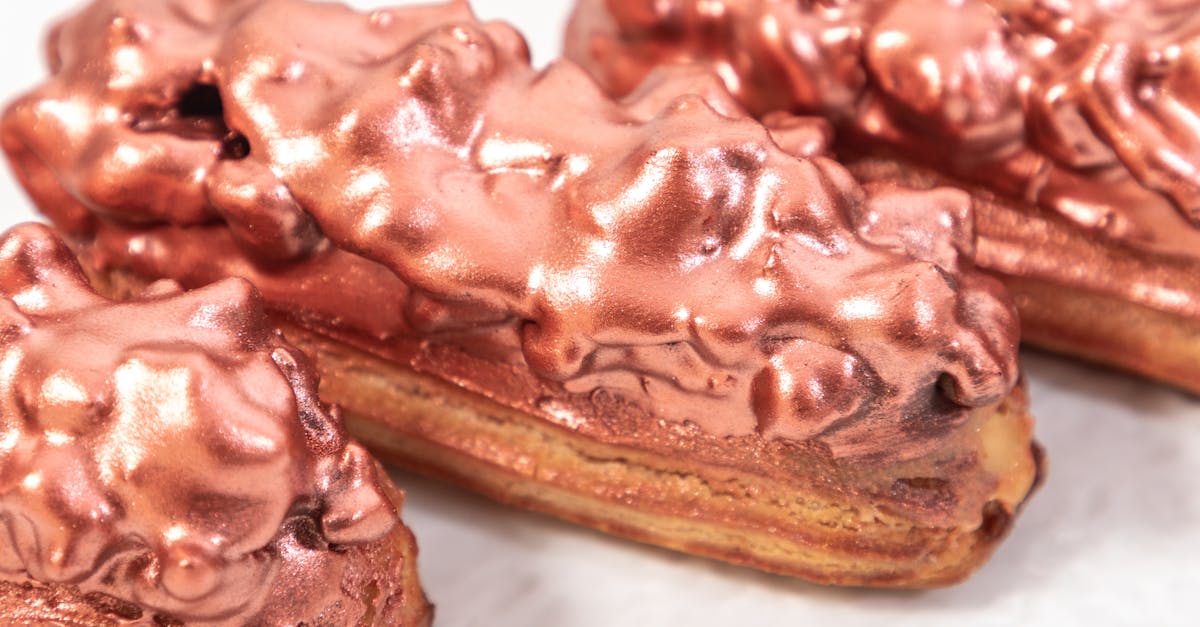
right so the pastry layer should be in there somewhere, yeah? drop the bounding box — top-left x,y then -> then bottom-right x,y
1007,277 -> 1200,392
270,320 -> 1039,587
92,263 -> 1041,587
847,155 -> 1200,393
2,0 -> 1041,586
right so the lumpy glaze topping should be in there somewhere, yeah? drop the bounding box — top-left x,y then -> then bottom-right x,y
0,223 -> 398,623
567,0 -> 1200,263
2,0 -> 1018,461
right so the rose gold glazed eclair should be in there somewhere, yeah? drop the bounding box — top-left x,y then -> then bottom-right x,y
567,0 -> 1200,392
0,223 -> 431,626
2,0 -> 1040,586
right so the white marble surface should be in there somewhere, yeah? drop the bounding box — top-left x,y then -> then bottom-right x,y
0,1 -> 1197,625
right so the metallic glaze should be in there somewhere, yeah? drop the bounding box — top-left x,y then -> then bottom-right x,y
0,223 -> 409,624
567,0 -> 1200,291
1,0 -> 1020,463
80,225 -> 1028,528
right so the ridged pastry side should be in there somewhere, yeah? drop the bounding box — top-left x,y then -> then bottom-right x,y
3,0 -> 1041,587
848,156 -> 1200,394
86,259 -> 1041,588
278,320 -> 1040,587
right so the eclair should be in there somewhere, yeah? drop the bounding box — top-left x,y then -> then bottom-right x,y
2,0 -> 1040,586
567,0 -> 1200,392
0,223 -> 431,625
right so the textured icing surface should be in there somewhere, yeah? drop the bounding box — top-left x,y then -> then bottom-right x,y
1,0 -> 1019,462
0,223 -> 402,624
567,0 -> 1200,265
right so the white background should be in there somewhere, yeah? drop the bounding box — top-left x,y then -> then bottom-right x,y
0,1 -> 1197,625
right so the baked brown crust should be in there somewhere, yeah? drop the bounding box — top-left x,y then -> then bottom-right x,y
2,0 -> 1042,586
286,321 -> 1040,587
93,258 -> 1041,587
846,154 -> 1200,392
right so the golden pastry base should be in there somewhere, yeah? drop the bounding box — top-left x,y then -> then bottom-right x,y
283,322 -> 1040,588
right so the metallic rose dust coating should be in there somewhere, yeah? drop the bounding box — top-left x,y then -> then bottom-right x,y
0,223 -> 424,625
0,3 -> 1043,581
566,0 -> 1200,320
1,0 -> 1019,465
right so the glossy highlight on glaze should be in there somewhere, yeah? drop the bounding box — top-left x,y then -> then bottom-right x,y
0,223 -> 404,624
568,0 -> 1200,268
1,0 -> 1019,462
